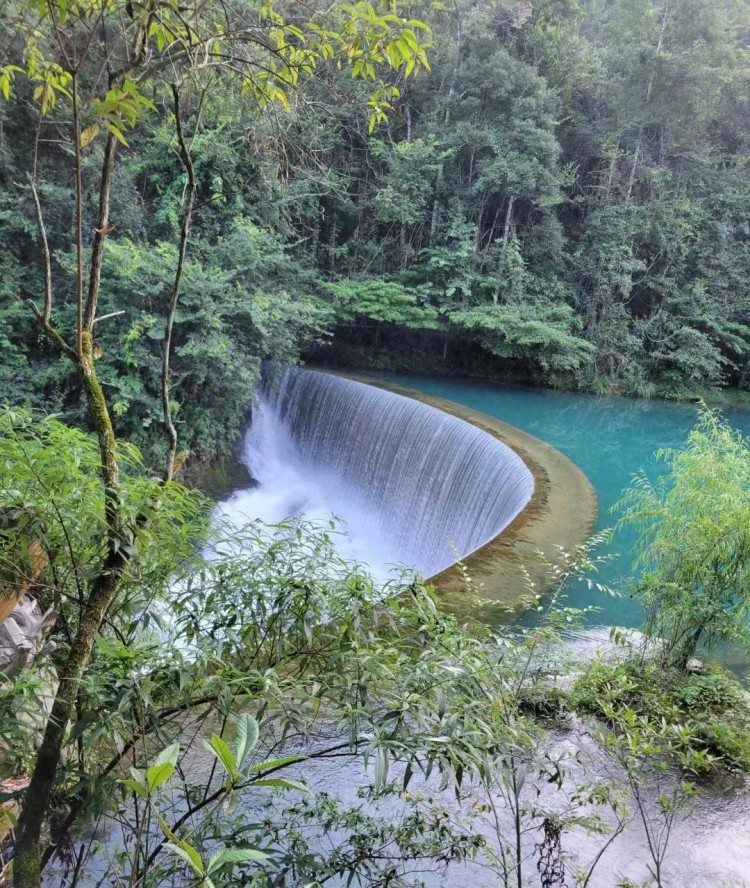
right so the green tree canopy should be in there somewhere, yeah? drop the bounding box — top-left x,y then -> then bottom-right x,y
619,409 -> 750,668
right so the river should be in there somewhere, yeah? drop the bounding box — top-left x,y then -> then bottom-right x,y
379,374 -> 750,628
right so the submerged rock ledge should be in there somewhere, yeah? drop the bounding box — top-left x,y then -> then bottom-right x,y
344,374 -> 598,609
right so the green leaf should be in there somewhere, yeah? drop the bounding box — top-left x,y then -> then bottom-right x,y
121,778 -> 147,798
146,762 -> 176,791
203,734 -> 237,779
246,754 -> 307,773
234,713 -> 259,767
104,121 -> 130,147
252,777 -> 308,792
165,841 -> 204,876
153,742 -> 180,768
205,847 -> 268,875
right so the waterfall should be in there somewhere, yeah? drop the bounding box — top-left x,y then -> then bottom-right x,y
217,368 -> 534,579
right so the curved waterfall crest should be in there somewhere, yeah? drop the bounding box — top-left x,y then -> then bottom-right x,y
221,367 -> 534,579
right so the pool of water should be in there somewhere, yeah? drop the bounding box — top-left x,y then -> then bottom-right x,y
379,375 -> 750,629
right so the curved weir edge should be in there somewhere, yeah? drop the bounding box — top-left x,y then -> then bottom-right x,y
340,373 -> 599,609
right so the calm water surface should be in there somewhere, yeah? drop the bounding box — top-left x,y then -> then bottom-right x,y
380,375 -> 750,629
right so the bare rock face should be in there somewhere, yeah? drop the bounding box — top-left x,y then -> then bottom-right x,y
0,596 -> 55,677
0,597 -> 57,802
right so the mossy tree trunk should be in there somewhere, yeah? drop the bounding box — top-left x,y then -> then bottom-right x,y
13,334 -> 133,888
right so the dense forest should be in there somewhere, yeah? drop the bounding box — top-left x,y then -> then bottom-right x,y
1,0 -> 749,465
1,2 -> 750,887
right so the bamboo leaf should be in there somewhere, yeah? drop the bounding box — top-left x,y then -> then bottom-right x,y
234,712 -> 259,767
246,754 -> 307,774
252,777 -> 308,792
205,847 -> 268,875
146,762 -> 175,791
203,734 -> 237,779
165,841 -> 204,876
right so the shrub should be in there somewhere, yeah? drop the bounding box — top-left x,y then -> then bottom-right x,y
572,659 -> 750,773
617,409 -> 750,669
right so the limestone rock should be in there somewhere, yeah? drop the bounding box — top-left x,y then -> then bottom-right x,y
0,596 -> 55,676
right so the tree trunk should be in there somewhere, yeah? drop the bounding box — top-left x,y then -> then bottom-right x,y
502,196 -> 515,247
485,204 -> 502,251
429,171 -> 442,246
625,141 -> 640,204
13,553 -> 128,888
84,134 -> 117,330
162,85 -> 196,481
474,195 -> 486,254
625,5 -> 670,205
604,146 -> 618,198
13,341 -> 131,888
429,13 -> 462,246
400,101 -> 412,269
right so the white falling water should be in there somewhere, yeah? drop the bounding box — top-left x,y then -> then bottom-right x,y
216,368 -> 534,579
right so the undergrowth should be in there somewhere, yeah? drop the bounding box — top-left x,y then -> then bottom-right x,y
571,658 -> 750,774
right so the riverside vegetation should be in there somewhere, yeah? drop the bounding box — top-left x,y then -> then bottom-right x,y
0,1 -> 749,887
0,0 -> 748,467
1,407 -> 749,888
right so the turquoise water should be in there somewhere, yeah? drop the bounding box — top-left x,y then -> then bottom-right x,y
381,375 -> 750,629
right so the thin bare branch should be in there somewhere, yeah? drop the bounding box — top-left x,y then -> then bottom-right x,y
27,300 -> 75,358
84,132 -> 118,331
162,83 -> 197,481
71,71 -> 84,357
25,175 -> 53,324
93,310 -> 126,326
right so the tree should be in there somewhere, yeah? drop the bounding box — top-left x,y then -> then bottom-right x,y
300,0 -> 750,394
326,277 -> 441,328
448,287 -> 595,381
3,0 -> 750,405
618,408 -> 750,669
0,2 -> 430,883
0,415 -> 630,886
